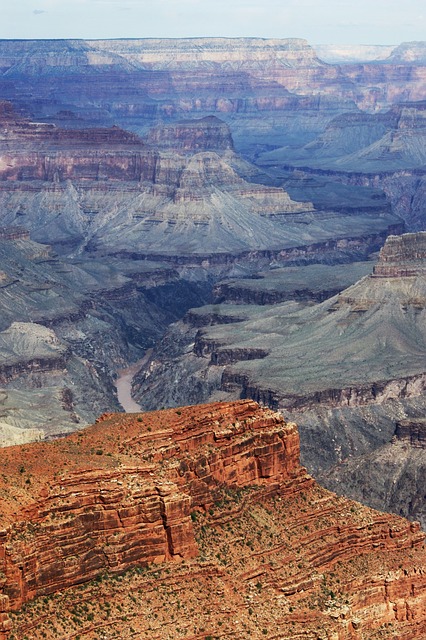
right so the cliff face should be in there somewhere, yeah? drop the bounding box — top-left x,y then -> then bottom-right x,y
395,418 -> 426,447
213,261 -> 374,305
323,417 -> 426,530
135,232 -> 426,413
373,231 -> 426,277
0,400 -> 425,640
147,115 -> 234,152
258,101 -> 426,231
1,38 -> 424,168
0,401 -> 299,615
0,231 -> 218,444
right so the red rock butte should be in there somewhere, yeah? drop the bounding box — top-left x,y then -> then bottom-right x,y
0,400 -> 425,639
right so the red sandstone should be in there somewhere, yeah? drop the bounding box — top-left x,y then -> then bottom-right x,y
0,400 -> 424,639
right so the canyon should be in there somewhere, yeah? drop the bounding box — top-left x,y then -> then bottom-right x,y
0,400 -> 425,639
0,37 -> 425,637
0,84 -> 405,444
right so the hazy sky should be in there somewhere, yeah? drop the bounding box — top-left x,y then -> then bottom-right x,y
1,0 -> 425,44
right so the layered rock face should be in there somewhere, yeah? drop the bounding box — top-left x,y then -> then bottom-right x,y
1,37 -> 424,163
135,232 -> 426,414
387,41 -> 426,64
373,231 -> 426,277
259,101 -> 426,173
146,115 -> 234,152
1,38 -> 424,115
0,104 -> 400,446
258,101 -> 426,230
396,418 -> 426,447
0,400 -> 425,640
0,105 -> 400,260
213,260 -> 374,305
0,230 -> 217,443
0,401 -> 300,624
0,104 -> 150,183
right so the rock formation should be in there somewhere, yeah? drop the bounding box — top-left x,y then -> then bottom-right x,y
373,231 -> 426,277
1,37 -> 424,160
0,400 -> 425,639
396,418 -> 426,447
147,115 -> 234,152
213,260 -> 374,305
259,101 -> 426,173
0,231 -> 217,443
387,41 -> 426,64
257,100 -> 426,230
0,104 -> 400,445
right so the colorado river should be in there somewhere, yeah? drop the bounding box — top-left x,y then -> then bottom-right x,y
115,349 -> 152,412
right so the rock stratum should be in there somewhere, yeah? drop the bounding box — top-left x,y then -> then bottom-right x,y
258,100 -> 426,230
0,104 -> 401,260
0,400 -> 425,640
323,417 -> 426,530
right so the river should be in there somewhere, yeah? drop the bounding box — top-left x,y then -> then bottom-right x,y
115,350 -> 152,412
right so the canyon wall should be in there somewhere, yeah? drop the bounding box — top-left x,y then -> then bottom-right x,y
0,401 -> 299,617
0,401 -> 425,639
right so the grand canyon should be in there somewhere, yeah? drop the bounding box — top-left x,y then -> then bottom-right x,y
0,37 -> 425,638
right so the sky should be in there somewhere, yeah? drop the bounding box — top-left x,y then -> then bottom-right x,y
1,0 -> 425,44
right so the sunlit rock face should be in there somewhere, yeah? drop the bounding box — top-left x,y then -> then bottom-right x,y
0,400 -> 425,640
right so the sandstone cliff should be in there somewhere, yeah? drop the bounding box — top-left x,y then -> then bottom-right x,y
0,400 -> 425,639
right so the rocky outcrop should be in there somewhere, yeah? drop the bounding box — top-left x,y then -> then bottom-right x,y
373,231 -> 426,277
259,101 -> 426,173
213,261 -> 374,305
0,401 -> 425,640
131,232 -> 426,530
322,413 -> 426,530
0,227 -> 29,241
387,41 -> 426,64
395,418 -> 426,447
214,280 -> 343,304
0,401 -> 300,611
1,38 -> 424,167
139,231 -> 426,413
258,101 -> 426,230
147,116 -> 234,152
0,322 -> 69,384
194,331 -> 269,365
